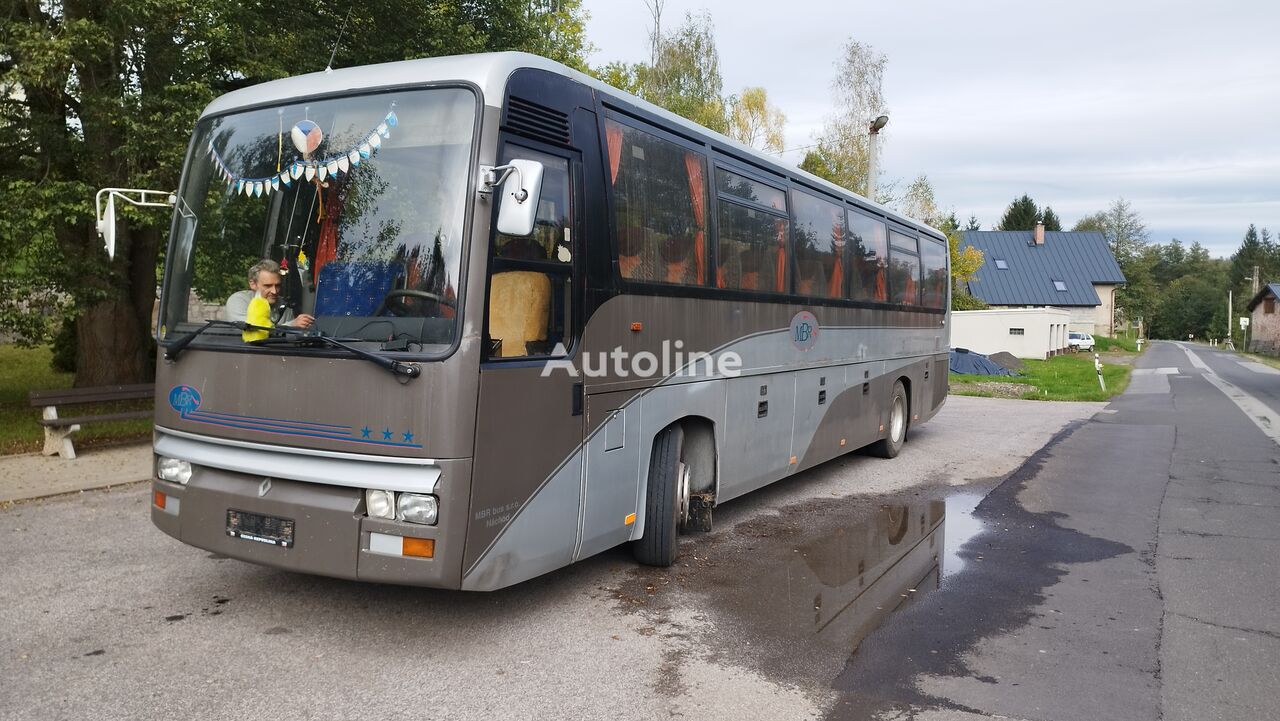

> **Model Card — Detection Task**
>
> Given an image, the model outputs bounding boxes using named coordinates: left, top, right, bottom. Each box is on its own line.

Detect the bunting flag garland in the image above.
left=208, top=107, right=398, bottom=198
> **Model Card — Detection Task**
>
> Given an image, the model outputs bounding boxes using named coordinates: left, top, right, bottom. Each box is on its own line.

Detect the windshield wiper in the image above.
left=164, top=320, right=249, bottom=361
left=254, top=330, right=421, bottom=379
left=165, top=321, right=419, bottom=380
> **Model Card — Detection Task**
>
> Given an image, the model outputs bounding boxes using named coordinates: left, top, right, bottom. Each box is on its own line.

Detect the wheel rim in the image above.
left=890, top=395, right=906, bottom=443
left=676, top=462, right=691, bottom=530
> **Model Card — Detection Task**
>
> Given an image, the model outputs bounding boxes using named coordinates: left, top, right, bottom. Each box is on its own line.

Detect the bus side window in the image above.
left=486, top=147, right=573, bottom=359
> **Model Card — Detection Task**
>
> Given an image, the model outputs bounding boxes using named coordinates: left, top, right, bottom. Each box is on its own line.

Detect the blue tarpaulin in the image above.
left=950, top=348, right=1016, bottom=376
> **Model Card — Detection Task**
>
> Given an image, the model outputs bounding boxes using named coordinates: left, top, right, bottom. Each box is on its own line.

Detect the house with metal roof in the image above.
left=1245, top=282, right=1280, bottom=355
left=961, top=224, right=1126, bottom=335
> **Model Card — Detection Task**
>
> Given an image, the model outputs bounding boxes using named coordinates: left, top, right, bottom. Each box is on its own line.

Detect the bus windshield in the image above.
left=161, top=86, right=478, bottom=355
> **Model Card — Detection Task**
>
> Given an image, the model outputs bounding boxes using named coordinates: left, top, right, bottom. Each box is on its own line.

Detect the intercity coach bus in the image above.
left=145, top=52, right=950, bottom=591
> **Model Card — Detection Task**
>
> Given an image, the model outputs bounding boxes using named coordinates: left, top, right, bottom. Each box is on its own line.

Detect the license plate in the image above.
left=226, top=509, right=295, bottom=548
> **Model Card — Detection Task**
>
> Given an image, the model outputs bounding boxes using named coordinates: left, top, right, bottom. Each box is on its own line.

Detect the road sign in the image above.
left=1240, top=317, right=1250, bottom=329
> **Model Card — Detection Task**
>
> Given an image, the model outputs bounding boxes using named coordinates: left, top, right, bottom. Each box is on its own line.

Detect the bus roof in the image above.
left=201, top=52, right=942, bottom=239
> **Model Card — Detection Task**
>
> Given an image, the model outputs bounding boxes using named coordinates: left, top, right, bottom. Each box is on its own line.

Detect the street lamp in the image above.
left=867, top=114, right=888, bottom=199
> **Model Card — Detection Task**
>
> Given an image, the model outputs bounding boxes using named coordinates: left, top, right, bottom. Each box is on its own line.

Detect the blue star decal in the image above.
left=402, top=430, right=414, bottom=443
left=360, top=426, right=371, bottom=439
left=382, top=428, right=393, bottom=441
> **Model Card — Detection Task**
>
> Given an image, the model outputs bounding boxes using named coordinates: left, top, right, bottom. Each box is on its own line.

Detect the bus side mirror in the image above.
left=94, top=188, right=177, bottom=259
left=490, top=159, right=544, bottom=237
left=98, top=193, right=118, bottom=259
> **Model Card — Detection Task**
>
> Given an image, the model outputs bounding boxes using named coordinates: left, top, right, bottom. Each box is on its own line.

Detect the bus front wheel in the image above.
left=633, top=425, right=686, bottom=567
left=871, top=380, right=908, bottom=459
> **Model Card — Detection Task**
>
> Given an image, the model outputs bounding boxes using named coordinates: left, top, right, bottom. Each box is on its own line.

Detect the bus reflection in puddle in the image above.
left=716, top=494, right=985, bottom=659
left=797, top=501, right=945, bottom=653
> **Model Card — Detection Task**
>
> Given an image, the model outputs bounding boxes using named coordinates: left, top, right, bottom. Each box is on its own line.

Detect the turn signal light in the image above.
left=403, top=537, right=435, bottom=558
left=153, top=491, right=166, bottom=509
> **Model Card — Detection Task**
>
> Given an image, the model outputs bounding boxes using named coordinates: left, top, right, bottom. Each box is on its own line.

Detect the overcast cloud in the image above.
left=581, top=0, right=1280, bottom=258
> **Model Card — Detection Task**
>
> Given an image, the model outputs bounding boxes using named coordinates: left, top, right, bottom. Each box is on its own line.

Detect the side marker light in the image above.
left=403, top=537, right=435, bottom=558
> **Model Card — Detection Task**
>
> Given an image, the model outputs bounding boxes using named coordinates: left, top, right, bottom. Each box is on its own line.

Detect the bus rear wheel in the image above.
left=633, top=425, right=687, bottom=567
left=871, top=380, right=908, bottom=459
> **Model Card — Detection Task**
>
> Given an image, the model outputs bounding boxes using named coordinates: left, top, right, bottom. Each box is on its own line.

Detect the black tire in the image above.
left=633, top=425, right=684, bottom=567
left=871, top=380, right=908, bottom=459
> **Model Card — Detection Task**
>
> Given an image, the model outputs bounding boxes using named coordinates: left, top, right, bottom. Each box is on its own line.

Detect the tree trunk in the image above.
left=74, top=298, right=151, bottom=386
left=70, top=223, right=160, bottom=387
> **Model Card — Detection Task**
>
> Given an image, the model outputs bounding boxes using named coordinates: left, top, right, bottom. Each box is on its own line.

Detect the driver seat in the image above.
left=314, top=261, right=404, bottom=316
left=488, top=271, right=551, bottom=357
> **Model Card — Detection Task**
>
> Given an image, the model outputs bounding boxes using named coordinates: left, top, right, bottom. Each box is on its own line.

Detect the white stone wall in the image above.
left=952, top=307, right=1073, bottom=359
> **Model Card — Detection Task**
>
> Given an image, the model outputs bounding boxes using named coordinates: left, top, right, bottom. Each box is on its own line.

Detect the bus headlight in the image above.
left=365, top=489, right=396, bottom=519
left=157, top=457, right=192, bottom=485
left=397, top=494, right=438, bottom=525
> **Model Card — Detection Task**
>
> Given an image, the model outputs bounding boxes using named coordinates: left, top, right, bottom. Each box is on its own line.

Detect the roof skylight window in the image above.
left=1053, top=280, right=1067, bottom=292
left=994, top=259, right=1008, bottom=269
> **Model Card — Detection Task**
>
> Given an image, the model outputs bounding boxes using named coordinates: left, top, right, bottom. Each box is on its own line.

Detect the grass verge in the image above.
left=1094, top=334, right=1140, bottom=352
left=0, top=345, right=152, bottom=455
left=950, top=352, right=1132, bottom=401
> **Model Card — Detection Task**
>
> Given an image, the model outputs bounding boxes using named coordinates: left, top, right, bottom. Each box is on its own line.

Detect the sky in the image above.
left=580, top=0, right=1280, bottom=258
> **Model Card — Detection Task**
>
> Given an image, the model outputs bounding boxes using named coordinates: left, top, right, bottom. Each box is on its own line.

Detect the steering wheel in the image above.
left=376, top=289, right=455, bottom=317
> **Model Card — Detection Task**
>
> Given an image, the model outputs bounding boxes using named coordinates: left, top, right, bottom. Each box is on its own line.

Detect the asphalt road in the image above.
left=0, top=395, right=1096, bottom=721
left=830, top=341, right=1280, bottom=721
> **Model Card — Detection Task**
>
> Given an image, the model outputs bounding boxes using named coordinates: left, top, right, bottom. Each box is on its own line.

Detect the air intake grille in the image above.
left=505, top=96, right=570, bottom=146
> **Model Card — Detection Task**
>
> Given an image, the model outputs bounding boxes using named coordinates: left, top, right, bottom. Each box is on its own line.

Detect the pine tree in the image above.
left=997, top=195, right=1040, bottom=231
left=1041, top=206, right=1062, bottom=231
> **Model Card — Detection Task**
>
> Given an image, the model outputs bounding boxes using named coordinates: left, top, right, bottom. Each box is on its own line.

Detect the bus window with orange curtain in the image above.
left=847, top=210, right=888, bottom=302
left=889, top=231, right=921, bottom=306
left=791, top=190, right=845, bottom=298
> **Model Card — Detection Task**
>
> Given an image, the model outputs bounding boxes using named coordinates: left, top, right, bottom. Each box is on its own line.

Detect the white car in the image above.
left=1068, top=331, right=1095, bottom=352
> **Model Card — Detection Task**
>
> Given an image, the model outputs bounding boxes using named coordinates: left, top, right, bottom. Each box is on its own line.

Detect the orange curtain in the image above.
left=875, top=264, right=887, bottom=301
left=905, top=275, right=917, bottom=305
left=774, top=219, right=788, bottom=293
left=828, top=217, right=845, bottom=297
left=312, top=185, right=342, bottom=285
left=605, top=123, right=623, bottom=184
left=683, top=152, right=706, bottom=283
left=441, top=281, right=456, bottom=319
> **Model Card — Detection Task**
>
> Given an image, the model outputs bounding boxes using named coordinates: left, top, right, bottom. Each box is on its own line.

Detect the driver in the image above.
left=224, top=259, right=314, bottom=341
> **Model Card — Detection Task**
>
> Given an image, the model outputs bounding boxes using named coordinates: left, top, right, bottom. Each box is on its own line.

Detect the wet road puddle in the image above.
left=619, top=488, right=990, bottom=687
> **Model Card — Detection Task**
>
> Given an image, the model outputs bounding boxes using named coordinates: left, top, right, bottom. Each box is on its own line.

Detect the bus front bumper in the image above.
left=149, top=459, right=470, bottom=589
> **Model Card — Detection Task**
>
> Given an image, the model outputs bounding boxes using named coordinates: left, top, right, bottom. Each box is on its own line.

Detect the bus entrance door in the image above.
left=466, top=141, right=584, bottom=588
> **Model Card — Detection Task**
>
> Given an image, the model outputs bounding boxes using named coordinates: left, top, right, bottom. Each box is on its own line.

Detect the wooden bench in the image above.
left=28, top=384, right=154, bottom=459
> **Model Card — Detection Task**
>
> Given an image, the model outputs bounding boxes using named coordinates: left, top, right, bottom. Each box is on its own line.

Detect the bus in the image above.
left=145, top=52, right=950, bottom=591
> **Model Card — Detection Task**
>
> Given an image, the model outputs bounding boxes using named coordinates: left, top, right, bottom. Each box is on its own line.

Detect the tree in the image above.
left=0, top=1, right=589, bottom=384
left=935, top=208, right=985, bottom=310
left=801, top=39, right=887, bottom=196
left=1072, top=198, right=1151, bottom=332
left=998, top=194, right=1040, bottom=231
left=1075, top=197, right=1148, bottom=267
left=1151, top=275, right=1221, bottom=340
left=726, top=86, right=785, bottom=153
left=901, top=174, right=942, bottom=227
left=637, top=10, right=728, bottom=133
left=964, top=215, right=981, bottom=231
left=1041, top=206, right=1062, bottom=231
left=1228, top=224, right=1275, bottom=317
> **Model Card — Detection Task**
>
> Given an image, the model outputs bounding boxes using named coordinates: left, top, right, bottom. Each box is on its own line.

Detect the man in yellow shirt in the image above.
left=225, top=259, right=314, bottom=342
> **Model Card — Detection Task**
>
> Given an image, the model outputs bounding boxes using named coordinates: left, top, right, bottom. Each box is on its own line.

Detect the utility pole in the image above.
left=1226, top=290, right=1235, bottom=350
left=1252, top=265, right=1261, bottom=296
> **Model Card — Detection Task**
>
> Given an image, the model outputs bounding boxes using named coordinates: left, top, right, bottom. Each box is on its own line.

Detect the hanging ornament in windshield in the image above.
left=207, top=106, right=398, bottom=199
